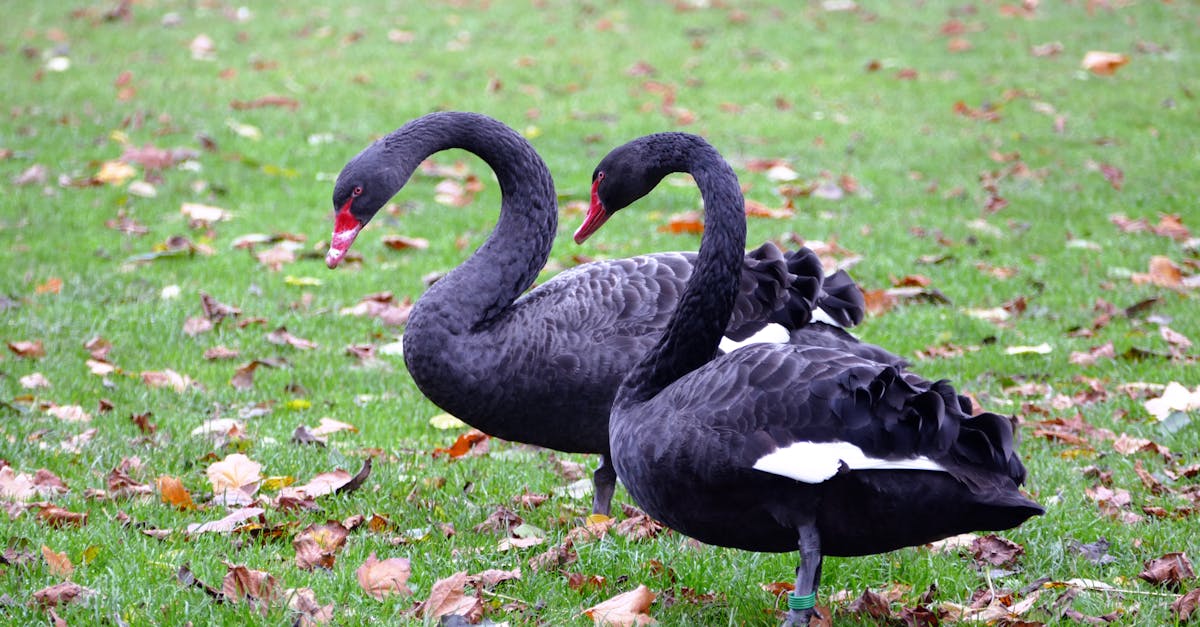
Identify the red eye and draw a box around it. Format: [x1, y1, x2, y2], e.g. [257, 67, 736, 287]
[352, 186, 363, 197]
[595, 172, 605, 183]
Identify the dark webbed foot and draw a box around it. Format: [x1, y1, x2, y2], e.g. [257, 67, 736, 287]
[781, 604, 822, 626]
[590, 454, 617, 517]
[783, 522, 823, 627]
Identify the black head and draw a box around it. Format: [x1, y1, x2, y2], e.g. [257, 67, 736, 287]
[574, 135, 683, 244]
[326, 146, 393, 268]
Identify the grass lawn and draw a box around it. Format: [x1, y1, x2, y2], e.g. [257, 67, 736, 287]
[2, 1, 1199, 624]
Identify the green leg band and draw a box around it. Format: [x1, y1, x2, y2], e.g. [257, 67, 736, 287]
[788, 591, 816, 610]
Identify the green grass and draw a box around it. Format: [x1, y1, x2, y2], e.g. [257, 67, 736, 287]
[2, 1, 1198, 624]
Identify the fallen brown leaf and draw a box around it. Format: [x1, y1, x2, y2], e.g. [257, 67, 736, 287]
[529, 539, 577, 572]
[381, 234, 430, 251]
[186, 507, 266, 535]
[1131, 256, 1183, 288]
[1173, 587, 1200, 621]
[7, 340, 45, 358]
[230, 95, 300, 111]
[287, 587, 334, 625]
[614, 505, 665, 541]
[157, 475, 197, 510]
[206, 453, 262, 497]
[177, 563, 225, 601]
[584, 584, 658, 626]
[474, 506, 523, 534]
[433, 429, 490, 459]
[418, 571, 483, 622]
[45, 404, 91, 423]
[41, 545, 74, 579]
[199, 291, 241, 323]
[1082, 50, 1129, 75]
[36, 504, 88, 528]
[204, 345, 240, 360]
[658, 211, 704, 235]
[847, 588, 892, 620]
[1139, 552, 1195, 589]
[568, 571, 607, 592]
[311, 417, 358, 437]
[230, 359, 280, 390]
[970, 534, 1025, 567]
[356, 552, 413, 601]
[222, 563, 281, 612]
[141, 368, 201, 392]
[266, 326, 318, 350]
[31, 581, 95, 609]
[294, 522, 350, 570]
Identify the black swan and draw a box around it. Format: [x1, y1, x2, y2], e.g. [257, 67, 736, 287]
[578, 132, 1043, 625]
[323, 112, 866, 516]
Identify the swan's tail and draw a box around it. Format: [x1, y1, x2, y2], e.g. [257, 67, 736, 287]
[813, 269, 866, 328]
[725, 242, 818, 340]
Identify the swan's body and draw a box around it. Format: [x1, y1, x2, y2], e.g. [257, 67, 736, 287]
[580, 132, 1042, 624]
[325, 112, 868, 515]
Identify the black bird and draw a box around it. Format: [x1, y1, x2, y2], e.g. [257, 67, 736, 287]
[578, 131, 1043, 624]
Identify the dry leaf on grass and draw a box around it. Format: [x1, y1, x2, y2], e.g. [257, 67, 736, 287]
[381, 234, 430, 251]
[356, 552, 412, 600]
[222, 563, 281, 609]
[31, 581, 95, 609]
[181, 202, 231, 223]
[1081, 51, 1129, 75]
[266, 326, 318, 350]
[583, 584, 658, 626]
[36, 504, 88, 528]
[970, 534, 1025, 567]
[418, 571, 483, 622]
[310, 417, 358, 437]
[206, 453, 262, 500]
[1139, 552, 1195, 589]
[658, 211, 704, 235]
[433, 429, 490, 459]
[470, 567, 521, 589]
[1144, 382, 1200, 421]
[186, 507, 265, 535]
[287, 587, 335, 625]
[0, 467, 69, 501]
[1131, 256, 1184, 288]
[8, 340, 46, 358]
[41, 545, 74, 579]
[1173, 587, 1200, 621]
[19, 372, 51, 389]
[157, 476, 197, 510]
[529, 540, 578, 572]
[294, 522, 350, 570]
[298, 458, 372, 499]
[141, 369, 201, 392]
[44, 404, 91, 423]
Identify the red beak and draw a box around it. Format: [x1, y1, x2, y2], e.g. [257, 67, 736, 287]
[573, 178, 610, 244]
[326, 200, 363, 269]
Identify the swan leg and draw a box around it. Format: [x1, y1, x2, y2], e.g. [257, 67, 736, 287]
[782, 523, 822, 626]
[590, 454, 617, 517]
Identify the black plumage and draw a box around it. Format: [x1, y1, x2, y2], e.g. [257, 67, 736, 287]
[325, 112, 870, 516]
[581, 132, 1043, 625]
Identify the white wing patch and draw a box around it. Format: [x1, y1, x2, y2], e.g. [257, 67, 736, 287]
[810, 307, 840, 327]
[719, 323, 791, 353]
[752, 440, 947, 484]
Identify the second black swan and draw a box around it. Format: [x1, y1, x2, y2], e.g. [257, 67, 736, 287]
[577, 132, 1043, 624]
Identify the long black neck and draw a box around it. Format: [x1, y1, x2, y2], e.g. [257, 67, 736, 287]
[618, 134, 747, 405]
[376, 112, 557, 333]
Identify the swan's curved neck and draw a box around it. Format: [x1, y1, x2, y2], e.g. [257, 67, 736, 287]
[382, 113, 556, 333]
[620, 135, 747, 405]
